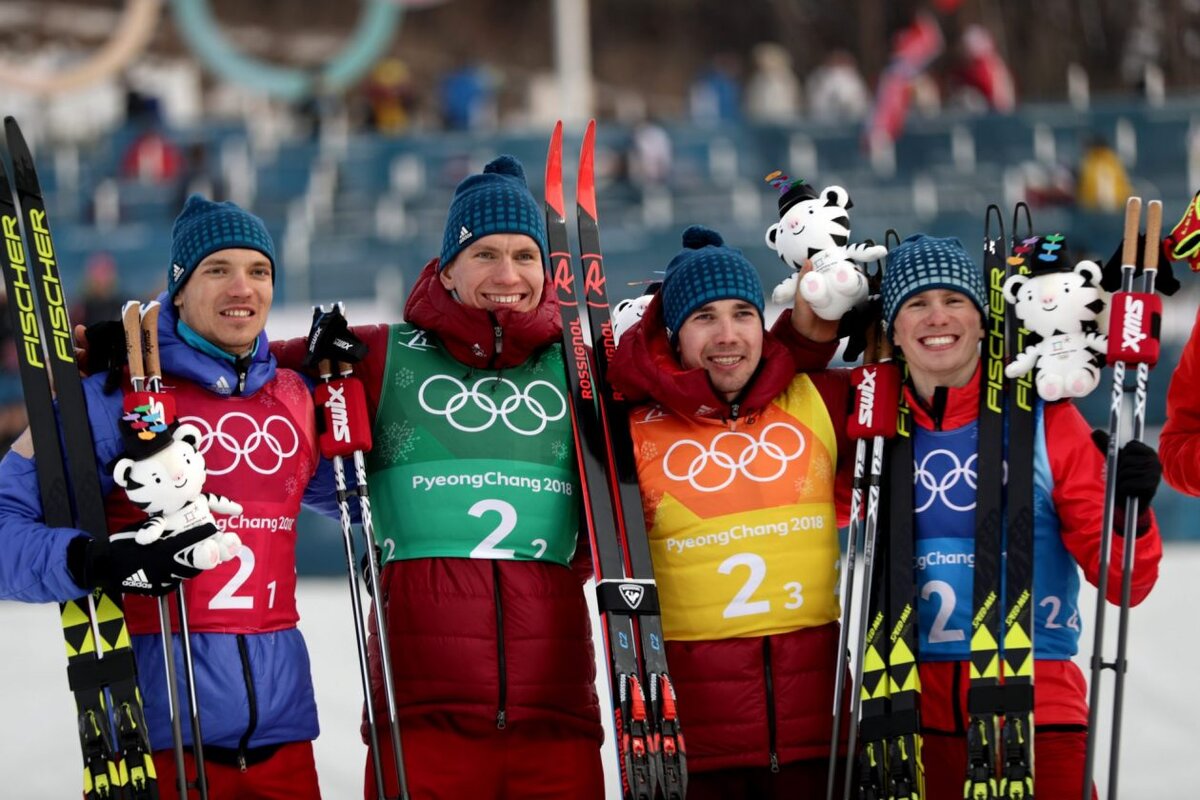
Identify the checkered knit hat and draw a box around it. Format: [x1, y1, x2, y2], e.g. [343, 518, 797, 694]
[661, 225, 765, 338]
[882, 234, 985, 331]
[169, 194, 276, 298]
[439, 155, 549, 270]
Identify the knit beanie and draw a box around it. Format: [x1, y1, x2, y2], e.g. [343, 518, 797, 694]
[882, 234, 985, 332]
[660, 225, 765, 338]
[439, 155, 549, 270]
[169, 194, 276, 298]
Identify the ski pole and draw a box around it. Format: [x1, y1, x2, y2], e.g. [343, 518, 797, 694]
[1083, 197, 1162, 800]
[312, 303, 409, 800]
[1107, 200, 1163, 800]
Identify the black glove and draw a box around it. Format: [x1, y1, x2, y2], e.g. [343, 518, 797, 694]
[83, 320, 129, 393]
[839, 295, 883, 363]
[1091, 430, 1163, 509]
[359, 545, 384, 598]
[66, 523, 222, 597]
[302, 305, 367, 369]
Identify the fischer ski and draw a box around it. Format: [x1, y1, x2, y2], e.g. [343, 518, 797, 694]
[546, 120, 686, 799]
[0, 117, 158, 798]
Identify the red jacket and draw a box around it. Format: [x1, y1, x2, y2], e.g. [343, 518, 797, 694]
[274, 261, 602, 742]
[1161, 304, 1200, 495]
[608, 296, 853, 772]
[905, 369, 1163, 732]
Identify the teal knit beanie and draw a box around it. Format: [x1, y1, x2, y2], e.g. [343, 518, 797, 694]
[882, 234, 985, 331]
[661, 225, 765, 338]
[169, 194, 276, 298]
[439, 155, 549, 270]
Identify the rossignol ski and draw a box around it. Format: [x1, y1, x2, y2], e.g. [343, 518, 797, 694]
[0, 117, 158, 798]
[546, 120, 685, 799]
[1083, 197, 1163, 800]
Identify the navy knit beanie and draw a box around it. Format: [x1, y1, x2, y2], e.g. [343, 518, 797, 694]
[882, 234, 985, 332]
[439, 155, 549, 270]
[169, 194, 276, 298]
[660, 225, 765, 338]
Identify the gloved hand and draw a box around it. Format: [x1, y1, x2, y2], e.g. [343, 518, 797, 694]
[1091, 430, 1163, 509]
[303, 306, 367, 369]
[66, 523, 224, 596]
[75, 320, 127, 392]
[839, 295, 883, 363]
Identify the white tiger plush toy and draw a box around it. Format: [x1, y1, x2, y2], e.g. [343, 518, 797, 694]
[612, 284, 659, 345]
[1003, 240, 1108, 401]
[113, 422, 242, 570]
[764, 173, 886, 320]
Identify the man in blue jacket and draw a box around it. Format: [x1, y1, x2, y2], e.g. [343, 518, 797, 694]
[0, 195, 339, 797]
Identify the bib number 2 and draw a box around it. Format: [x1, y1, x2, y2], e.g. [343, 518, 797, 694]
[468, 499, 548, 560]
[718, 552, 803, 619]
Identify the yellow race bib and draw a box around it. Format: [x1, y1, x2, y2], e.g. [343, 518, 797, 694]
[630, 375, 840, 641]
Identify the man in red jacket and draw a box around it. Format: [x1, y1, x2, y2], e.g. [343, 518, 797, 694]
[279, 155, 604, 800]
[1162, 304, 1200, 494]
[606, 225, 854, 798]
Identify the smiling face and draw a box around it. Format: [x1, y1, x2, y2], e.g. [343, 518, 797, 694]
[173, 248, 273, 356]
[891, 288, 984, 399]
[676, 299, 764, 402]
[439, 233, 546, 314]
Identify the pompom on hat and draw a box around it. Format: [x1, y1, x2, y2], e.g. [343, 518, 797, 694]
[660, 225, 765, 338]
[439, 155, 549, 270]
[168, 194, 276, 298]
[881, 234, 985, 332]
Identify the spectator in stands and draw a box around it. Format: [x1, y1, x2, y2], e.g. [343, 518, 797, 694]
[690, 53, 742, 126]
[439, 61, 499, 131]
[1076, 135, 1134, 212]
[745, 42, 802, 123]
[73, 253, 124, 327]
[945, 24, 1016, 113]
[806, 50, 872, 123]
[363, 57, 418, 135]
[119, 99, 184, 185]
[628, 118, 673, 187]
[175, 143, 227, 210]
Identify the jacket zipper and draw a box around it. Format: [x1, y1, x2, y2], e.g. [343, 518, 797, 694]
[763, 637, 780, 772]
[493, 561, 508, 729]
[236, 634, 258, 771]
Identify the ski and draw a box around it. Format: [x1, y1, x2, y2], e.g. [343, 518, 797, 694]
[998, 206, 1036, 799]
[964, 204, 1007, 800]
[545, 120, 658, 800]
[573, 120, 686, 799]
[0, 117, 157, 799]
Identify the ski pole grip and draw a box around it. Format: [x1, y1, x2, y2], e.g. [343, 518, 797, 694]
[315, 376, 372, 458]
[1106, 291, 1162, 366]
[847, 362, 900, 439]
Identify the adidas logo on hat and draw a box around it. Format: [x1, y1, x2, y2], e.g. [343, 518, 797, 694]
[122, 569, 154, 590]
[172, 263, 185, 282]
[458, 225, 473, 245]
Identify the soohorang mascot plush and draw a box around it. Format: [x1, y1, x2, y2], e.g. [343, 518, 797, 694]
[112, 399, 242, 570]
[612, 282, 660, 345]
[1003, 234, 1109, 401]
[764, 172, 887, 320]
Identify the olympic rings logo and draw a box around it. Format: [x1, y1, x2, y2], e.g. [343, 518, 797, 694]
[180, 413, 301, 476]
[914, 449, 978, 513]
[662, 423, 806, 493]
[418, 374, 567, 436]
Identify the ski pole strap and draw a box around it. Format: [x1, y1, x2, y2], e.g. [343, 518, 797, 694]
[1106, 291, 1162, 365]
[314, 375, 373, 458]
[847, 362, 901, 440]
[596, 577, 661, 615]
[966, 683, 1034, 715]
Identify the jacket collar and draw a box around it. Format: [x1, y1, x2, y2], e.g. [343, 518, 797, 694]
[904, 359, 983, 431]
[403, 259, 563, 370]
[156, 292, 276, 397]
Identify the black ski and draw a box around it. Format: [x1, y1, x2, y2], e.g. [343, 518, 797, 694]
[545, 120, 658, 800]
[0, 117, 157, 798]
[964, 204, 1007, 799]
[573, 120, 686, 799]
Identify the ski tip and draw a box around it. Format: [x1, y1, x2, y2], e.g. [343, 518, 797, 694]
[577, 120, 597, 221]
[545, 120, 565, 217]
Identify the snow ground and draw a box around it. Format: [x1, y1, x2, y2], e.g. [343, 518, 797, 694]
[2, 543, 1197, 799]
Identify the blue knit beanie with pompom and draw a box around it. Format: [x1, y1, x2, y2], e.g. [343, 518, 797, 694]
[439, 155, 549, 270]
[660, 225, 765, 338]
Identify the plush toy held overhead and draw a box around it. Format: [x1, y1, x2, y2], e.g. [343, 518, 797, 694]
[112, 399, 242, 570]
[1003, 234, 1109, 401]
[764, 171, 886, 320]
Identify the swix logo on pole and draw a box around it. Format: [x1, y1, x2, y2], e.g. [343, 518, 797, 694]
[1121, 294, 1147, 353]
[326, 384, 350, 443]
[857, 367, 877, 427]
